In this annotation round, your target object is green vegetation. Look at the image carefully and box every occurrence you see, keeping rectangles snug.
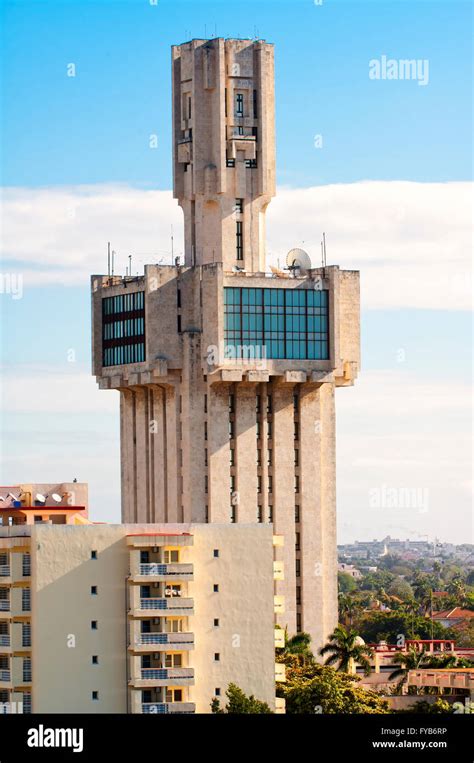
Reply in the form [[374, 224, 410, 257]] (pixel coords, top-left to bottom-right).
[[210, 683, 272, 714], [336, 551, 474, 646], [279, 655, 388, 714], [319, 625, 373, 675]]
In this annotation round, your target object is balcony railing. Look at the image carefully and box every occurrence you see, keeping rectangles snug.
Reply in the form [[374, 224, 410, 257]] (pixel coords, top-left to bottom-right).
[[0, 566, 10, 577], [0, 602, 10, 611], [0, 635, 10, 647], [139, 598, 193, 611], [135, 633, 194, 646], [228, 126, 256, 140], [140, 668, 194, 681], [0, 671, 11, 682], [142, 702, 195, 714], [138, 563, 193, 577]]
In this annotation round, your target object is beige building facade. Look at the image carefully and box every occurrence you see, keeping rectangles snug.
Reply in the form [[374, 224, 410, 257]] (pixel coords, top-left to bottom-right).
[[91, 38, 360, 652], [0, 518, 283, 714]]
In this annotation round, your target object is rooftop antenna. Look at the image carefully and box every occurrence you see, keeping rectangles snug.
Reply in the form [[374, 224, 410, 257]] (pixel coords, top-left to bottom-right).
[[107, 241, 111, 277], [128, 254, 132, 277], [111, 250, 115, 277], [322, 232, 327, 268]]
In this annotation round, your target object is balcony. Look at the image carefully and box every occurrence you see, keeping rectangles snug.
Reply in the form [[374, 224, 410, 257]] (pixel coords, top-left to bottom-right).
[[0, 566, 10, 578], [274, 596, 285, 615], [130, 563, 194, 583], [131, 667, 195, 688], [274, 629, 285, 649], [227, 126, 256, 141], [0, 601, 10, 613], [133, 598, 194, 617], [131, 632, 194, 653], [273, 561, 284, 581], [142, 702, 195, 714], [0, 635, 11, 649], [275, 663, 286, 683], [0, 670, 11, 686]]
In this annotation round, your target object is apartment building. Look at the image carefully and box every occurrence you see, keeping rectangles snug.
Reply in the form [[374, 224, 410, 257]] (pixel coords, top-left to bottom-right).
[[0, 489, 284, 714]]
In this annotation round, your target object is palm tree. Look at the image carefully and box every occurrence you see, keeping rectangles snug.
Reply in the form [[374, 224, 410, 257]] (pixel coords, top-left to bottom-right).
[[338, 593, 361, 626], [319, 625, 373, 675], [388, 647, 428, 691], [279, 628, 314, 660]]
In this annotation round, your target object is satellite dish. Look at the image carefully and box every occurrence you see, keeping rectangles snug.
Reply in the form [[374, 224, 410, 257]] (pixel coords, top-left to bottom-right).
[[286, 248, 312, 274], [35, 493, 46, 504], [51, 493, 62, 503]]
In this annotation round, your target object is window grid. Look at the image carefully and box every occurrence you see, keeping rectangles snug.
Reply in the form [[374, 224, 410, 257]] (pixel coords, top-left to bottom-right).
[[224, 287, 329, 360], [102, 291, 145, 367]]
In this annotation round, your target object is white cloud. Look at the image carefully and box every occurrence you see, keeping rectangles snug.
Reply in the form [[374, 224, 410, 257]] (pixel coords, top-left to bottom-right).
[[336, 370, 473, 544], [1, 181, 472, 309], [1, 366, 119, 414]]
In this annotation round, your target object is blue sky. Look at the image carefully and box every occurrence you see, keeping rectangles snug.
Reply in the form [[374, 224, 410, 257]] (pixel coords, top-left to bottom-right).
[[1, 0, 472, 187], [0, 0, 472, 542]]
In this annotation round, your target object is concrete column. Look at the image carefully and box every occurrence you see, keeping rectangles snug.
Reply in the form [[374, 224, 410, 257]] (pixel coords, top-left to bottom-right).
[[299, 383, 325, 651], [150, 386, 166, 522], [133, 387, 150, 524], [235, 384, 258, 523], [272, 382, 297, 635], [120, 390, 136, 523], [208, 383, 231, 522], [320, 382, 338, 643]]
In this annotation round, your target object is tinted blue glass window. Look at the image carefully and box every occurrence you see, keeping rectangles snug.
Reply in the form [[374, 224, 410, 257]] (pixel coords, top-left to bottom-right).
[[224, 287, 329, 360]]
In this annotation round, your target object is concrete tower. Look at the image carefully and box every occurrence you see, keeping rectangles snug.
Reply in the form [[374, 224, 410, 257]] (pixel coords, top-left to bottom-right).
[[91, 38, 360, 652]]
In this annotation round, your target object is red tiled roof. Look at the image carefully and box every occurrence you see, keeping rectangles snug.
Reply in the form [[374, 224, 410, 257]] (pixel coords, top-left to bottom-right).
[[433, 608, 474, 620]]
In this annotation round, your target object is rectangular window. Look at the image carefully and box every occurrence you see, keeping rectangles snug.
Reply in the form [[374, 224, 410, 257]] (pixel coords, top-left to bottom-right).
[[296, 559, 301, 577], [253, 89, 258, 118], [22, 623, 31, 648], [235, 198, 243, 213], [236, 221, 243, 261], [245, 158, 257, 168], [295, 505, 300, 523], [268, 506, 273, 523], [226, 153, 235, 168], [224, 287, 329, 360], [92, 656, 99, 665], [235, 93, 244, 116], [22, 554, 31, 577], [296, 532, 300, 551], [102, 291, 145, 367], [22, 658, 32, 683], [22, 589, 31, 612], [91, 586, 98, 595]]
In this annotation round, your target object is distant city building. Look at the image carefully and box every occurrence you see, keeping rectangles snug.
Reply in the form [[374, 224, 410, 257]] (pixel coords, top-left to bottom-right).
[[0, 504, 285, 714], [91, 37, 360, 652], [338, 562, 362, 580]]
